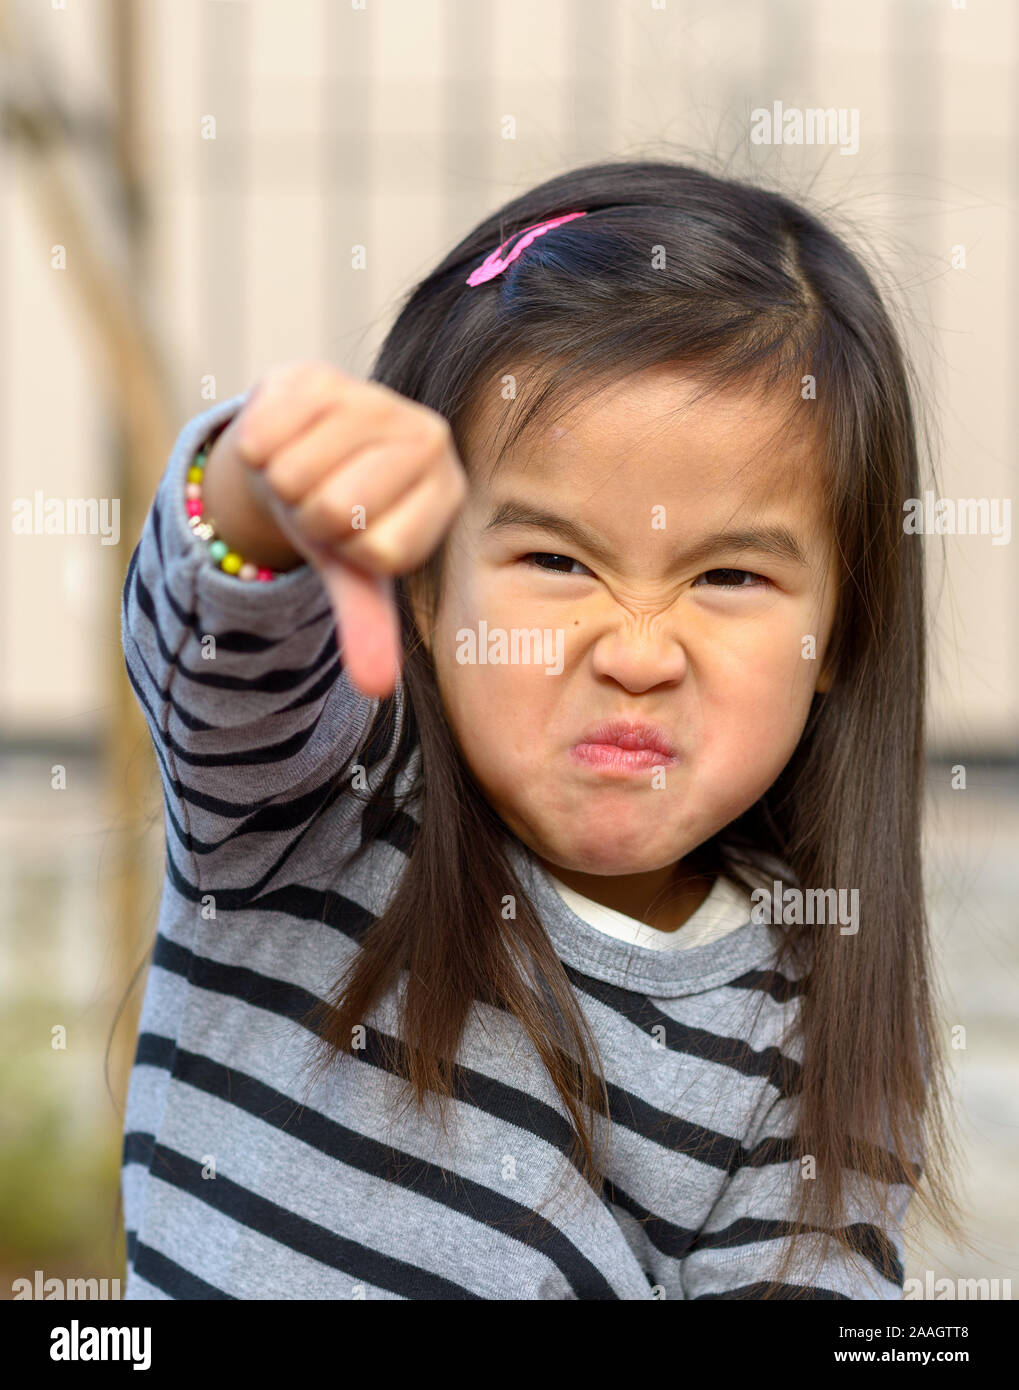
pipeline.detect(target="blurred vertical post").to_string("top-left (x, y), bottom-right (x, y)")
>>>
top-left (104, 0), bottom-right (174, 1116)
top-left (0, 0), bottom-right (174, 1123)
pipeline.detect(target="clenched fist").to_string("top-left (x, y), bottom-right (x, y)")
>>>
top-left (200, 361), bottom-right (468, 698)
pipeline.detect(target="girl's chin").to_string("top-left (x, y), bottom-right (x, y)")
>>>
top-left (500, 800), bottom-right (694, 873)
top-left (533, 837), bottom-right (684, 878)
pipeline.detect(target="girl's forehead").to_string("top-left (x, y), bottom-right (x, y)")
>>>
top-left (463, 372), bottom-right (828, 518)
top-left (465, 364), bottom-right (821, 463)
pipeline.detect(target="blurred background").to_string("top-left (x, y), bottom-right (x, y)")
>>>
top-left (0, 0), bottom-right (1016, 1297)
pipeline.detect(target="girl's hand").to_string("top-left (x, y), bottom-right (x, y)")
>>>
top-left (200, 361), bottom-right (468, 698)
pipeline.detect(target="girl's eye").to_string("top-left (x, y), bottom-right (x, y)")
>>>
top-left (520, 555), bottom-right (770, 587)
top-left (522, 552), bottom-right (593, 577)
top-left (694, 568), bottom-right (770, 589)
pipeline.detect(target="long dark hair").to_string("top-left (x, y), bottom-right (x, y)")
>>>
top-left (301, 157), bottom-right (964, 1294)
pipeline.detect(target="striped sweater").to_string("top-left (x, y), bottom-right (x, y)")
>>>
top-left (119, 394), bottom-right (914, 1300)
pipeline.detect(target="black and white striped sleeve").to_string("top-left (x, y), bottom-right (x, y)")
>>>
top-left (121, 395), bottom-right (383, 876)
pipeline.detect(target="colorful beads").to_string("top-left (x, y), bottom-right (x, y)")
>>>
top-left (184, 434), bottom-right (276, 581)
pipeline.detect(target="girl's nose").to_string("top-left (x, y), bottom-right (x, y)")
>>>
top-left (588, 622), bottom-right (688, 694)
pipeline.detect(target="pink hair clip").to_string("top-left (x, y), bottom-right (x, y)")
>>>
top-left (465, 211), bottom-right (587, 286)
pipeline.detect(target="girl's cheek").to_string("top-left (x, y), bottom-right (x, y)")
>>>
top-left (436, 650), bottom-right (548, 749)
top-left (721, 601), bottom-right (824, 683)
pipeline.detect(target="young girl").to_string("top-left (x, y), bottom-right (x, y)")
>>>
top-left (120, 158), bottom-right (960, 1300)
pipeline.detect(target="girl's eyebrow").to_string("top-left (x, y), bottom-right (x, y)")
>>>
top-left (483, 500), bottom-right (811, 570)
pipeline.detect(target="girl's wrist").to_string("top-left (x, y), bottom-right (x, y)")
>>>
top-left (187, 426), bottom-right (305, 576)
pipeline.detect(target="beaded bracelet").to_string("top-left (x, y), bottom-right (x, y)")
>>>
top-left (185, 439), bottom-right (276, 581)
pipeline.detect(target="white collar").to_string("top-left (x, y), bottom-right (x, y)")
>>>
top-left (541, 869), bottom-right (752, 952)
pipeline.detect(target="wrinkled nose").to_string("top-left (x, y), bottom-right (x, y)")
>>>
top-left (589, 618), bottom-right (688, 694)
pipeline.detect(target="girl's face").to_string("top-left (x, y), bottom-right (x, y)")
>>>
top-left (413, 367), bottom-right (839, 880)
